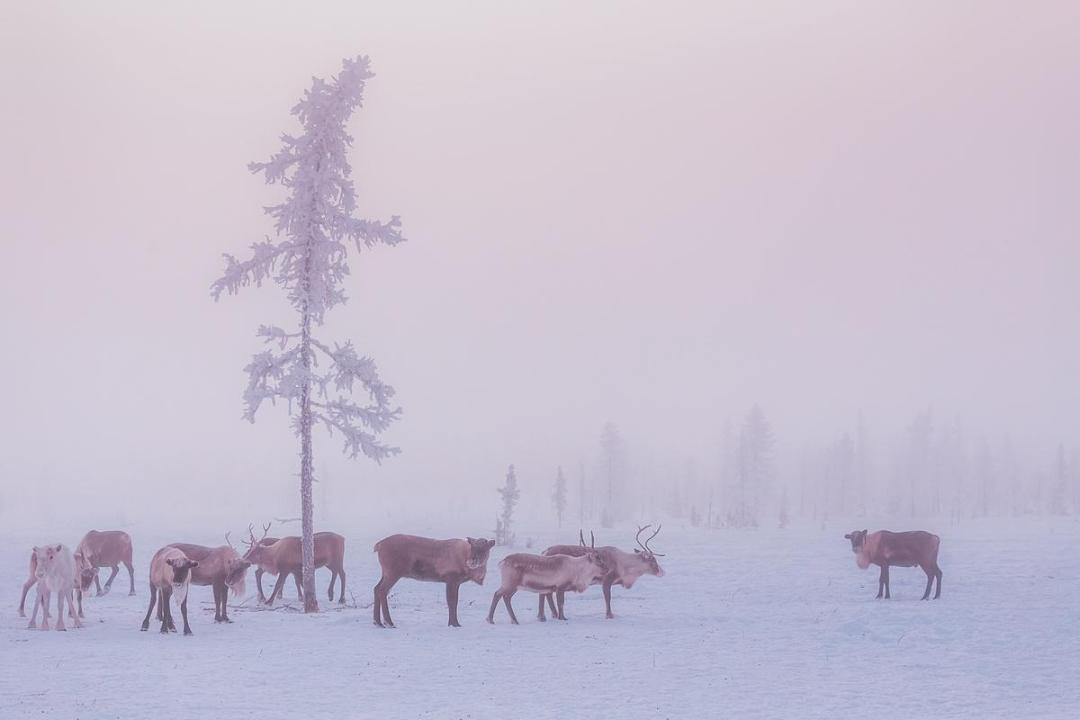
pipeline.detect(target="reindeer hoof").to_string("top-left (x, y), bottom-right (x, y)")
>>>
top-left (184, 629), bottom-right (193, 636)
top-left (538, 616), bottom-right (546, 623)
top-left (486, 618), bottom-right (494, 625)
top-left (449, 621), bottom-right (461, 628)
top-left (28, 621), bottom-right (36, 629)
top-left (128, 591), bottom-right (136, 596)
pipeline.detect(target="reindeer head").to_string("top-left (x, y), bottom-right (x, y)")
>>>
top-left (32, 545), bottom-right (64, 580)
top-left (165, 557), bottom-right (199, 585)
top-left (633, 524), bottom-right (666, 577)
top-left (844, 530), bottom-right (868, 553)
top-left (241, 523), bottom-right (273, 565)
top-left (465, 537), bottom-right (496, 585)
top-left (73, 550), bottom-right (98, 591)
top-left (223, 532), bottom-right (252, 597)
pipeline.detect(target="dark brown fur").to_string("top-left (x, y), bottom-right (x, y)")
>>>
top-left (373, 534), bottom-right (495, 628)
top-left (845, 529), bottom-right (943, 600)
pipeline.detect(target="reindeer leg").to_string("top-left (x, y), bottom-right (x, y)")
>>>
top-left (294, 571), bottom-right (304, 600)
top-left (255, 569), bottom-right (267, 603)
top-left (141, 586), bottom-right (157, 631)
top-left (212, 583), bottom-right (223, 622)
top-left (502, 589), bottom-right (519, 625)
top-left (28, 588), bottom-right (42, 629)
top-left (181, 595), bottom-right (193, 636)
top-left (69, 590), bottom-right (82, 628)
top-left (93, 572), bottom-right (102, 597)
top-left (18, 577), bottom-right (37, 617)
top-left (537, 594), bottom-right (548, 622)
top-left (374, 575), bottom-right (397, 627)
top-left (446, 581), bottom-right (462, 627)
top-left (37, 589), bottom-right (51, 631)
top-left (556, 590), bottom-right (567, 620)
top-left (159, 588), bottom-right (172, 633)
top-left (602, 577), bottom-right (616, 619)
top-left (373, 578), bottom-right (385, 627)
top-left (486, 591), bottom-right (502, 624)
top-left (337, 566), bottom-right (346, 605)
top-left (55, 590), bottom-right (67, 631)
top-left (266, 573), bottom-right (288, 607)
top-left (328, 569), bottom-right (336, 602)
top-left (101, 565), bottom-right (120, 595)
top-left (882, 565), bottom-right (891, 599)
top-left (124, 560), bottom-right (135, 596)
top-left (934, 566), bottom-right (943, 599)
top-left (77, 587), bottom-right (84, 618)
top-left (921, 565), bottom-right (934, 601)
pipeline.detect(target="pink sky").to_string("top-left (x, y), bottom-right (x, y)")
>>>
top-left (1, 2), bottom-right (1077, 528)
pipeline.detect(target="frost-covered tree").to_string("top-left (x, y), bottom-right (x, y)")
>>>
top-left (552, 466), bottom-right (567, 528)
top-left (496, 465), bottom-right (520, 546)
top-left (211, 56), bottom-right (403, 613)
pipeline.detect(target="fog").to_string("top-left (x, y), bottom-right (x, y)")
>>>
top-left (2, 2), bottom-right (1078, 535)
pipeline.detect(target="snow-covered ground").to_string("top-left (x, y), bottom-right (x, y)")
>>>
top-left (2, 520), bottom-right (1078, 719)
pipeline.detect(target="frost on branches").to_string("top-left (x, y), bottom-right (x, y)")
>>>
top-left (212, 56), bottom-right (403, 611)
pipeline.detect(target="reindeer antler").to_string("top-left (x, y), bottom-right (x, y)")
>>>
top-left (639, 524), bottom-right (664, 556)
top-left (590, 531), bottom-right (595, 549)
top-left (579, 529), bottom-right (586, 547)
top-left (225, 531), bottom-right (235, 550)
top-left (243, 522), bottom-right (271, 549)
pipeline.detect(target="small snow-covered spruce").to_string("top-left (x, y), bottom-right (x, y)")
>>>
top-left (496, 465), bottom-right (520, 546)
top-left (212, 56), bottom-right (403, 613)
top-left (552, 466), bottom-right (567, 528)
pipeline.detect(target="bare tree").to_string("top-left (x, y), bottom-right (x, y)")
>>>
top-left (212, 56), bottom-right (403, 612)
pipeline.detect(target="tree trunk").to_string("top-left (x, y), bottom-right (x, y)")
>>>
top-left (299, 222), bottom-right (318, 614)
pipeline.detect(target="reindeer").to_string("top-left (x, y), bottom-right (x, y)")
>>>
top-left (141, 546), bottom-right (199, 635)
top-left (538, 525), bottom-right (665, 620)
top-left (487, 547), bottom-right (608, 625)
top-left (373, 534), bottom-right (495, 628)
top-left (74, 530), bottom-right (135, 596)
top-left (844, 529), bottom-right (943, 600)
top-left (166, 534), bottom-right (251, 623)
top-left (26, 544), bottom-right (82, 632)
top-left (242, 524), bottom-right (347, 606)
top-left (251, 536), bottom-right (302, 602)
top-left (19, 544), bottom-right (97, 619)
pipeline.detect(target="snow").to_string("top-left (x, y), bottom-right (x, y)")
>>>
top-left (3, 521), bottom-right (1078, 719)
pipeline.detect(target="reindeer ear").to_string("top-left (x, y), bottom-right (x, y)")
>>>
top-left (466, 537), bottom-right (475, 544)
top-left (862, 530), bottom-right (868, 536)
top-left (56, 545), bottom-right (63, 553)
top-left (487, 539), bottom-right (495, 548)
top-left (844, 533), bottom-right (851, 539)
top-left (189, 560), bottom-right (199, 568)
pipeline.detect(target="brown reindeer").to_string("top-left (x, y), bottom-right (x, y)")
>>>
top-left (242, 525), bottom-right (347, 606)
top-left (538, 525), bottom-right (665, 620)
top-left (167, 534), bottom-right (251, 623)
top-left (74, 530), bottom-right (135, 596)
top-left (487, 548), bottom-right (608, 625)
top-left (251, 536), bottom-right (303, 602)
top-left (844, 529), bottom-right (943, 600)
top-left (141, 546), bottom-right (199, 635)
top-left (373, 534), bottom-right (495, 628)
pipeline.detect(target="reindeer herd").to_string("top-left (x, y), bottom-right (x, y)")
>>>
top-left (17, 523), bottom-right (945, 635)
